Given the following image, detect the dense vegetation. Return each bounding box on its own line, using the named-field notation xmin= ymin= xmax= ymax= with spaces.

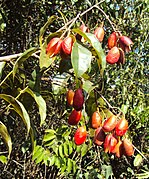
xmin=0 ymin=0 xmax=148 ymax=178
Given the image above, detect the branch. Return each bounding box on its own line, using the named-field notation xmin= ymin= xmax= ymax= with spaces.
xmin=0 ymin=51 xmax=40 ymax=62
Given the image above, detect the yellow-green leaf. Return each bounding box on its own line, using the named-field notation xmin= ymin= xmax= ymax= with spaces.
xmin=0 ymin=121 xmax=12 ymax=159
xmin=13 ymin=47 xmax=38 ymax=79
xmin=39 ymin=15 xmax=57 ymax=46
xmin=24 ymin=88 xmax=47 ymax=126
xmin=0 ymin=94 xmax=30 ymax=134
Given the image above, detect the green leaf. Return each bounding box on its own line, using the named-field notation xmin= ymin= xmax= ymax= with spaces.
xmin=85 ymin=33 xmax=106 ymax=76
xmin=81 ymin=144 xmax=88 ymax=157
xmin=134 ymin=154 xmax=143 ymax=167
xmin=0 ymin=155 xmax=7 ymax=164
xmin=24 ymin=88 xmax=47 ymax=126
xmin=39 ymin=15 xmax=57 ymax=46
xmin=71 ymin=41 xmax=92 ymax=77
xmin=43 ymin=133 xmax=56 ymax=142
xmin=73 ymin=29 xmax=106 ymax=76
xmin=0 ymin=94 xmax=30 ymax=134
xmin=0 ymin=62 xmax=6 ymax=79
xmin=39 ymin=48 xmax=55 ymax=70
xmin=0 ymin=121 xmax=12 ymax=159
xmin=67 ymin=158 xmax=73 ymax=173
xmin=32 ymin=145 xmax=44 ymax=161
xmin=13 ymin=47 xmax=38 ymax=79
xmin=63 ymin=143 xmax=69 ymax=157
xmin=58 ymin=144 xmax=64 ymax=158
xmin=83 ymin=80 xmax=97 ymax=94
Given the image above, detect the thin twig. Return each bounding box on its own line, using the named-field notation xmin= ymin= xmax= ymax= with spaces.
xmin=95 ymin=5 xmax=117 ymax=32
xmin=0 ymin=50 xmax=40 ymax=62
xmin=57 ymin=0 xmax=106 ymax=33
xmin=132 ymin=144 xmax=149 ymax=161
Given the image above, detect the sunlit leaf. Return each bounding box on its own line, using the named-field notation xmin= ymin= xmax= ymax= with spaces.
xmin=0 ymin=121 xmax=12 ymax=159
xmin=0 ymin=94 xmax=30 ymax=134
xmin=81 ymin=144 xmax=88 ymax=157
xmin=39 ymin=48 xmax=55 ymax=70
xmin=24 ymin=88 xmax=47 ymax=126
xmin=0 ymin=62 xmax=6 ymax=79
xmin=73 ymin=29 xmax=106 ymax=76
xmin=67 ymin=158 xmax=73 ymax=173
xmin=83 ymin=80 xmax=97 ymax=94
xmin=0 ymin=155 xmax=7 ymax=164
xmin=39 ymin=15 xmax=57 ymax=46
xmin=13 ymin=47 xmax=38 ymax=79
xmin=71 ymin=41 xmax=92 ymax=77
xmin=134 ymin=154 xmax=143 ymax=167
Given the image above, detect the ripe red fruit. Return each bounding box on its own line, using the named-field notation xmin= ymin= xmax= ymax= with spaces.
xmin=117 ymin=48 xmax=125 ymax=64
xmin=108 ymin=32 xmax=117 ymax=49
xmin=74 ymin=126 xmax=87 ymax=145
xmin=62 ymin=36 xmax=73 ymax=55
xmin=106 ymin=46 xmax=120 ymax=64
xmin=103 ymin=115 xmax=117 ymax=132
xmin=66 ymin=89 xmax=75 ymax=106
xmin=115 ymin=118 xmax=128 ymax=136
xmin=112 ymin=140 xmax=123 ymax=158
xmin=46 ymin=37 xmax=62 ymax=57
xmin=104 ymin=134 xmax=118 ymax=153
xmin=91 ymin=111 xmax=102 ymax=129
xmin=68 ymin=109 xmax=81 ymax=125
xmin=123 ymin=138 xmax=134 ymax=156
xmin=76 ymin=23 xmax=90 ymax=42
xmin=73 ymin=88 xmax=84 ymax=111
xmin=118 ymin=36 xmax=133 ymax=52
xmin=94 ymin=26 xmax=105 ymax=42
xmin=94 ymin=127 xmax=105 ymax=146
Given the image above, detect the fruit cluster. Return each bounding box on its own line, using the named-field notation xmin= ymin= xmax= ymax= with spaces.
xmin=106 ymin=32 xmax=133 ymax=64
xmin=66 ymin=88 xmax=87 ymax=145
xmin=46 ymin=23 xmax=133 ymax=67
xmin=66 ymin=90 xmax=134 ymax=158
xmin=46 ymin=36 xmax=73 ymax=57
xmin=93 ymin=114 xmax=134 ymax=158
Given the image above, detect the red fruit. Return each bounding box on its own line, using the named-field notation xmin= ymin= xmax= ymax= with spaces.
xmin=62 ymin=36 xmax=73 ymax=55
xmin=74 ymin=126 xmax=87 ymax=145
xmin=68 ymin=109 xmax=81 ymax=125
xmin=117 ymin=48 xmax=125 ymax=64
xmin=108 ymin=32 xmax=117 ymax=49
xmin=76 ymin=24 xmax=90 ymax=42
xmin=94 ymin=127 xmax=105 ymax=146
xmin=123 ymin=138 xmax=134 ymax=156
xmin=73 ymin=88 xmax=84 ymax=111
xmin=104 ymin=134 xmax=118 ymax=153
xmin=112 ymin=140 xmax=123 ymax=158
xmin=106 ymin=46 xmax=120 ymax=64
xmin=118 ymin=36 xmax=133 ymax=52
xmin=46 ymin=37 xmax=62 ymax=57
xmin=115 ymin=118 xmax=128 ymax=136
xmin=94 ymin=27 xmax=105 ymax=42
xmin=91 ymin=111 xmax=102 ymax=129
xmin=103 ymin=115 xmax=117 ymax=132
xmin=66 ymin=89 xmax=75 ymax=106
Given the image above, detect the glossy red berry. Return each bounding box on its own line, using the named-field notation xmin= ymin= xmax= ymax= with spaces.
xmin=91 ymin=111 xmax=102 ymax=129
xmin=94 ymin=26 xmax=104 ymax=42
xmin=108 ymin=32 xmax=117 ymax=49
xmin=66 ymin=89 xmax=74 ymax=106
xmin=74 ymin=126 xmax=87 ymax=145
xmin=103 ymin=115 xmax=117 ymax=132
xmin=68 ymin=109 xmax=81 ymax=125
xmin=94 ymin=127 xmax=105 ymax=146
xmin=115 ymin=118 xmax=128 ymax=136
xmin=106 ymin=47 xmax=120 ymax=64
xmin=62 ymin=36 xmax=73 ymax=55
xmin=46 ymin=37 xmax=62 ymax=57
xmin=73 ymin=88 xmax=84 ymax=111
